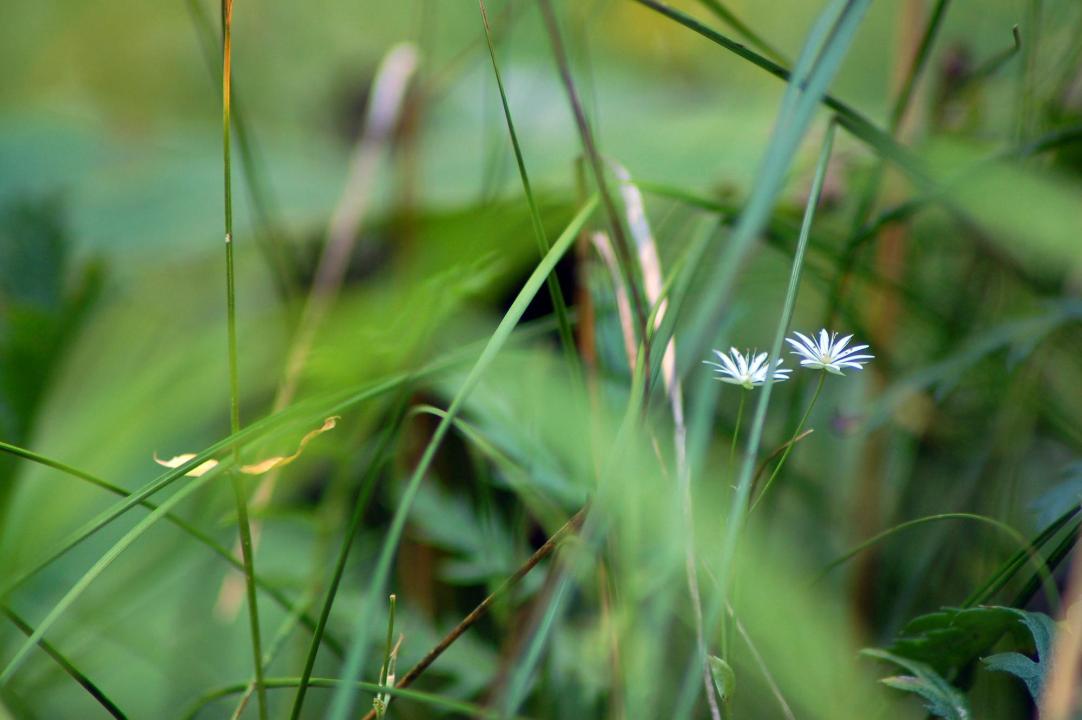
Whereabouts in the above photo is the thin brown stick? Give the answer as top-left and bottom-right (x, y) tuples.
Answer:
(358, 507), (588, 720)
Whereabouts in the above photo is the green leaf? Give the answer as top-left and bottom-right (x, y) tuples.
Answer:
(862, 649), (972, 720)
(982, 609), (1057, 700)
(708, 655), (736, 703)
(884, 606), (1022, 678)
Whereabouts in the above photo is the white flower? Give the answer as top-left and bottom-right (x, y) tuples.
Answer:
(785, 329), (874, 375)
(704, 348), (791, 389)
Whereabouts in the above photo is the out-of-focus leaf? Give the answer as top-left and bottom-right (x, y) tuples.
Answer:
(982, 609), (1057, 701)
(404, 481), (517, 585)
(862, 649), (972, 720)
(708, 655), (736, 703)
(926, 140), (1082, 272)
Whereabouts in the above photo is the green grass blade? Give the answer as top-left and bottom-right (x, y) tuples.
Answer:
(0, 319), (568, 597)
(0, 467), (217, 684)
(2, 606), (127, 719)
(324, 197), (599, 720)
(818, 511), (1059, 609)
(478, 0), (577, 368)
(184, 676), (525, 720)
(0, 440), (345, 657)
(288, 402), (407, 719)
(220, 1), (267, 715)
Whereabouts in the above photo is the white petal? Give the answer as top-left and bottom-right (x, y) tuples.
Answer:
(832, 334), (854, 355)
(818, 329), (831, 355)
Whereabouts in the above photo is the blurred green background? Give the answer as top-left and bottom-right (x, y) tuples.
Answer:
(2, 0), (1082, 718)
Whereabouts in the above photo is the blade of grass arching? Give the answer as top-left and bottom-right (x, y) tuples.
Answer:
(323, 197), (599, 720)
(184, 677), (526, 720)
(289, 401), (408, 720)
(536, 0), (652, 393)
(478, 0), (576, 367)
(219, 2), (267, 715)
(0, 440), (345, 657)
(1, 606), (127, 719)
(1011, 516), (1081, 609)
(964, 507), (1080, 607)
(184, 0), (296, 300)
(693, 0), (789, 65)
(0, 318), (570, 597)
(0, 465), (218, 685)
(816, 512), (1059, 609)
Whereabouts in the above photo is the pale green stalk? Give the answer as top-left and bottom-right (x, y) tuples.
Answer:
(221, 1), (267, 716)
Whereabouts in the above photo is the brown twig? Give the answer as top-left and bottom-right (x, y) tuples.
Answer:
(357, 506), (588, 720)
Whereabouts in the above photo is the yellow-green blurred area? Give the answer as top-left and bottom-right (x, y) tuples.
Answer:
(2, 0), (1082, 718)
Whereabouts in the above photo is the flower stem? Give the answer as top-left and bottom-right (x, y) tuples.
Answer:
(728, 391), (746, 472)
(749, 372), (826, 513)
(222, 2), (267, 718)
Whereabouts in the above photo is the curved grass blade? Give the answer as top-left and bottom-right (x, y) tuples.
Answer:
(323, 197), (599, 720)
(817, 512), (1059, 609)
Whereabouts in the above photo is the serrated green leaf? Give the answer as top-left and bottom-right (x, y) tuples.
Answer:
(884, 606), (1021, 678)
(981, 609), (1057, 700)
(862, 649), (971, 720)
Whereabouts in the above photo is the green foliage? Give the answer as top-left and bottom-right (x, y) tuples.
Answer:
(708, 655), (736, 704)
(862, 649), (972, 720)
(982, 609), (1058, 701)
(883, 606), (1025, 679)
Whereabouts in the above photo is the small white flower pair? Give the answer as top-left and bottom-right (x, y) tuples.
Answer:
(705, 329), (873, 388)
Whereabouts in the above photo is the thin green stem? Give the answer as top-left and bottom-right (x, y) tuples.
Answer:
(728, 391), (746, 471)
(289, 408), (405, 720)
(750, 372), (825, 513)
(537, 0), (652, 398)
(478, 0), (577, 368)
(221, 2), (266, 717)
